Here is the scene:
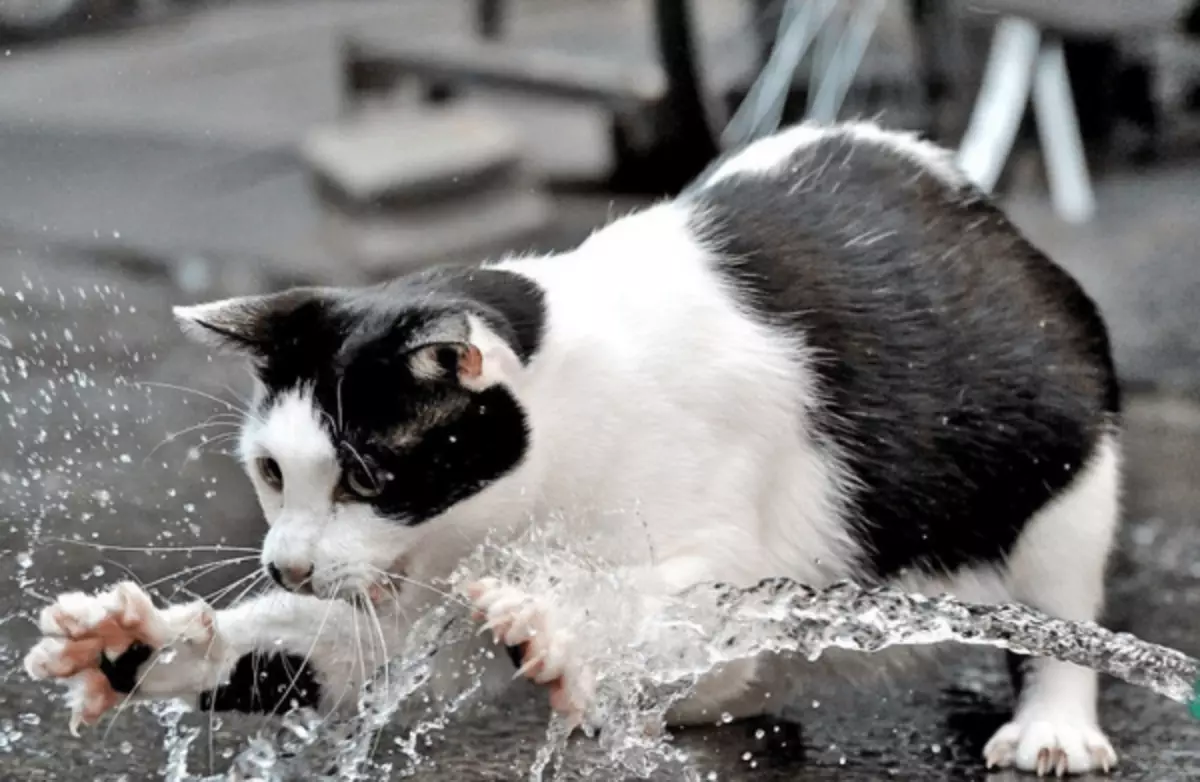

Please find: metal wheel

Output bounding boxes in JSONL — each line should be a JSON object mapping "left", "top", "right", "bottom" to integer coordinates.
{"left": 653, "top": 0, "right": 915, "bottom": 155}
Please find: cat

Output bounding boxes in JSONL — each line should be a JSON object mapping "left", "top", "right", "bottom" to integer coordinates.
{"left": 25, "top": 121, "right": 1120, "bottom": 776}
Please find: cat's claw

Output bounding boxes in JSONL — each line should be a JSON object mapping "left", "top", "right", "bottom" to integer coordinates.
{"left": 24, "top": 581, "right": 218, "bottom": 732}
{"left": 464, "top": 578, "right": 592, "bottom": 726}
{"left": 984, "top": 716, "right": 1116, "bottom": 776}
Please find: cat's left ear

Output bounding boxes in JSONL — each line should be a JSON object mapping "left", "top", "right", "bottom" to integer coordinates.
{"left": 172, "top": 288, "right": 325, "bottom": 359}
{"left": 406, "top": 341, "right": 487, "bottom": 388}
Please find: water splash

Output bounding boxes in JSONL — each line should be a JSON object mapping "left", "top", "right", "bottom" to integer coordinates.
{"left": 4, "top": 277, "right": 1200, "bottom": 780}
{"left": 193, "top": 527, "right": 1200, "bottom": 782}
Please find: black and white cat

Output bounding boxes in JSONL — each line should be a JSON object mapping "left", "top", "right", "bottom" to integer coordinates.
{"left": 26, "top": 121, "right": 1120, "bottom": 776}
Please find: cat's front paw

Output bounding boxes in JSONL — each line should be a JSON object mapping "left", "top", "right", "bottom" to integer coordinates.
{"left": 464, "top": 578, "right": 592, "bottom": 726}
{"left": 24, "top": 581, "right": 221, "bottom": 733}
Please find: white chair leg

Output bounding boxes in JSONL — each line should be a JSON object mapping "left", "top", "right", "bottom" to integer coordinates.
{"left": 722, "top": 0, "right": 836, "bottom": 148}
{"left": 1031, "top": 37, "right": 1096, "bottom": 223}
{"left": 956, "top": 16, "right": 1041, "bottom": 193}
{"left": 806, "top": 0, "right": 887, "bottom": 124}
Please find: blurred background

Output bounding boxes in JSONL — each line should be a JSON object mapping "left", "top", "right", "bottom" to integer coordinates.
{"left": 3, "top": 1, "right": 1200, "bottom": 779}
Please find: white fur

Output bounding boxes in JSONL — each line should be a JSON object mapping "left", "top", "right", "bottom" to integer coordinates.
{"left": 704, "top": 123, "right": 829, "bottom": 185}
{"left": 703, "top": 120, "right": 965, "bottom": 189}
{"left": 983, "top": 434, "right": 1120, "bottom": 774}
{"left": 241, "top": 386, "right": 416, "bottom": 600}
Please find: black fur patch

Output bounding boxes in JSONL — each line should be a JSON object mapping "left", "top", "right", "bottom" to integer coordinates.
{"left": 1007, "top": 650, "right": 1034, "bottom": 700}
{"left": 689, "top": 129, "right": 1119, "bottom": 579}
{"left": 198, "top": 651, "right": 322, "bottom": 714}
{"left": 98, "top": 642, "right": 154, "bottom": 694}
{"left": 211, "top": 266, "right": 546, "bottom": 526}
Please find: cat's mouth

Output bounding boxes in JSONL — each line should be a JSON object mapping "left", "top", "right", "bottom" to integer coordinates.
{"left": 324, "top": 560, "right": 409, "bottom": 608}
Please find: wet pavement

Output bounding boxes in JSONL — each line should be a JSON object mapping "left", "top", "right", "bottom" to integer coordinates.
{"left": 2, "top": 240, "right": 1200, "bottom": 781}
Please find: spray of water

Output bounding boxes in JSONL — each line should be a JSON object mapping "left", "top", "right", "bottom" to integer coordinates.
{"left": 179, "top": 525, "right": 1199, "bottom": 781}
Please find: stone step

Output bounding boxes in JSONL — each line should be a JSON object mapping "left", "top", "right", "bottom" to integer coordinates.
{"left": 302, "top": 104, "right": 524, "bottom": 211}
{"left": 301, "top": 104, "right": 555, "bottom": 279}
{"left": 315, "top": 182, "right": 553, "bottom": 280}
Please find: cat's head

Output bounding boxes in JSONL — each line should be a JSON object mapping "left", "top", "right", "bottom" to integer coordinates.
{"left": 174, "top": 270, "right": 543, "bottom": 605}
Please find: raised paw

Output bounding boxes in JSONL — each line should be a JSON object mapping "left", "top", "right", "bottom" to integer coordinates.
{"left": 984, "top": 716, "right": 1116, "bottom": 777}
{"left": 24, "top": 581, "right": 219, "bottom": 734}
{"left": 464, "top": 578, "right": 591, "bottom": 725}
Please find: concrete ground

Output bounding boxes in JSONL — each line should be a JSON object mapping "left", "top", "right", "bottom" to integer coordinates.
{"left": 2, "top": 242, "right": 1200, "bottom": 781}
{"left": 1, "top": 1, "right": 1200, "bottom": 780}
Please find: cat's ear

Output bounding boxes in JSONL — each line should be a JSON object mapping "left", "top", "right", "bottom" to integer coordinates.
{"left": 172, "top": 288, "right": 324, "bottom": 357}
{"left": 406, "top": 341, "right": 485, "bottom": 386}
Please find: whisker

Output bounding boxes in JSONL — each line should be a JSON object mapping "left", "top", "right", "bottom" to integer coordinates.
{"left": 349, "top": 593, "right": 367, "bottom": 704}
{"left": 135, "top": 381, "right": 261, "bottom": 422}
{"left": 263, "top": 594, "right": 338, "bottom": 726}
{"left": 104, "top": 558, "right": 145, "bottom": 588}
{"left": 203, "top": 569, "right": 267, "bottom": 608}
{"left": 220, "top": 382, "right": 255, "bottom": 412}
{"left": 364, "top": 596, "right": 391, "bottom": 762}
{"left": 341, "top": 441, "right": 377, "bottom": 491}
{"left": 49, "top": 538, "right": 260, "bottom": 555}
{"left": 318, "top": 408, "right": 338, "bottom": 436}
{"left": 103, "top": 605, "right": 213, "bottom": 740}
{"left": 336, "top": 374, "right": 345, "bottom": 433}
{"left": 203, "top": 608, "right": 224, "bottom": 776}
{"left": 144, "top": 423, "right": 241, "bottom": 464}
{"left": 318, "top": 581, "right": 360, "bottom": 721}
{"left": 365, "top": 566, "right": 469, "bottom": 608}
{"left": 196, "top": 432, "right": 242, "bottom": 456}
{"left": 143, "top": 556, "right": 260, "bottom": 591}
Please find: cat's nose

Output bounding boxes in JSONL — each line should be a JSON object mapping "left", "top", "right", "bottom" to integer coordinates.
{"left": 267, "top": 562, "right": 313, "bottom": 592}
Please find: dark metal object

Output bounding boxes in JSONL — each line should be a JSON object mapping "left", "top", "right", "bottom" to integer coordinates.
{"left": 341, "top": 0, "right": 722, "bottom": 195}
{"left": 0, "top": 0, "right": 130, "bottom": 40}
{"left": 476, "top": 0, "right": 505, "bottom": 40}
{"left": 345, "top": 36, "right": 666, "bottom": 113}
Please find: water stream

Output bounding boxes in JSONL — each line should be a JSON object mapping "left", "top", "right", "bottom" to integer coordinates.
{"left": 146, "top": 529, "right": 1200, "bottom": 782}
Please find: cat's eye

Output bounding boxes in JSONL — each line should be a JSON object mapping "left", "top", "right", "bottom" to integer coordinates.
{"left": 257, "top": 457, "right": 283, "bottom": 490}
{"left": 344, "top": 464, "right": 384, "bottom": 499}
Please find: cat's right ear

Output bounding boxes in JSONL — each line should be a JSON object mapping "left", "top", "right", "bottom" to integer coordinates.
{"left": 173, "top": 288, "right": 324, "bottom": 358}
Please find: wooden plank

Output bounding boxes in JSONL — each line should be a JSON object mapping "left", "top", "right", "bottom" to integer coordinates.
{"left": 345, "top": 34, "right": 666, "bottom": 111}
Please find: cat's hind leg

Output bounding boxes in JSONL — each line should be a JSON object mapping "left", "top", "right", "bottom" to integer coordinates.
{"left": 983, "top": 434, "right": 1121, "bottom": 776}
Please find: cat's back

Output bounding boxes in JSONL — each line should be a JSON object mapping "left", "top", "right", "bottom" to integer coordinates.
{"left": 680, "top": 121, "right": 1119, "bottom": 578}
